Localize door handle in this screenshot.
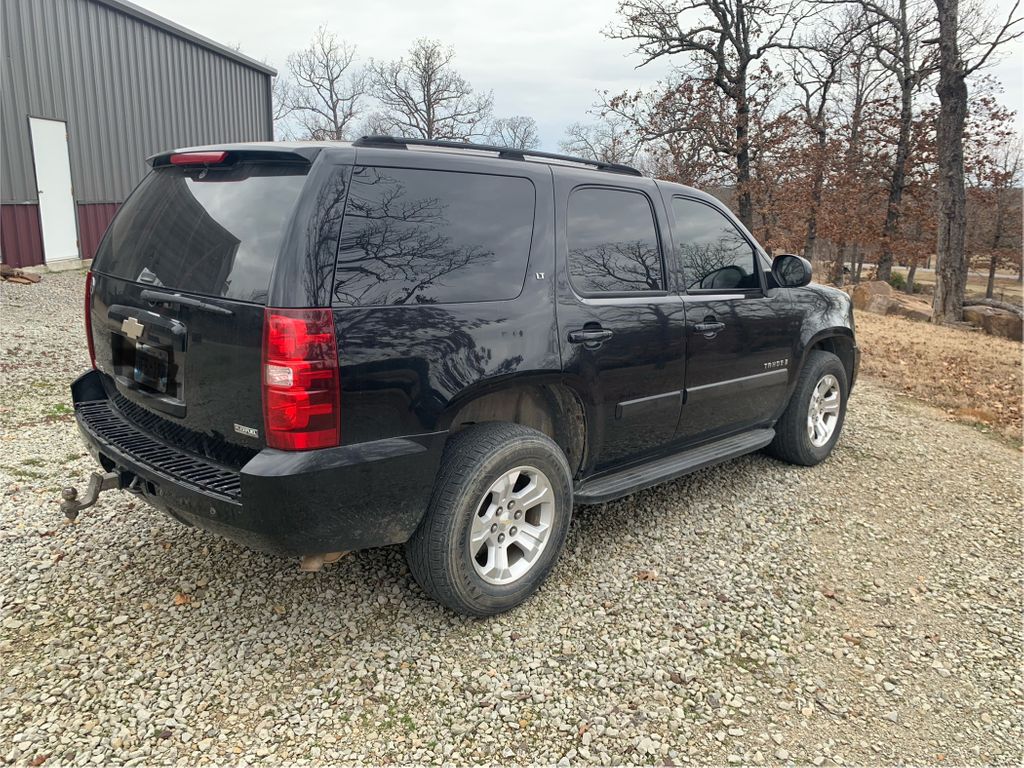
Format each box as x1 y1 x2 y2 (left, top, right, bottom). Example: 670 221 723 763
694 320 725 338
568 328 614 346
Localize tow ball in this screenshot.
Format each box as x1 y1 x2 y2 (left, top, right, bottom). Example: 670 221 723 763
60 471 123 522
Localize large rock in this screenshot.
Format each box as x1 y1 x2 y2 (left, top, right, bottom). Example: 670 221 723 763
886 294 933 322
864 295 892 315
850 281 893 310
856 288 933 322
963 305 1023 341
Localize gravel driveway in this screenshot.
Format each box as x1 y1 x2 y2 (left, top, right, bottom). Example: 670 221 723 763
2 271 1021 766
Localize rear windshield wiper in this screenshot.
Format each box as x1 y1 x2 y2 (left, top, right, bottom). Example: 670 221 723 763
140 289 234 316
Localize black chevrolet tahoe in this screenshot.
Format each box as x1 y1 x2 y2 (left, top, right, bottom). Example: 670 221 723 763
69 136 859 616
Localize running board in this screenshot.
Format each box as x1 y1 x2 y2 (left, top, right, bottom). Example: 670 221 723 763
574 428 775 505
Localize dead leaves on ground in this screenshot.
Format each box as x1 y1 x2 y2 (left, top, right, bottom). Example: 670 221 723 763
855 313 1022 440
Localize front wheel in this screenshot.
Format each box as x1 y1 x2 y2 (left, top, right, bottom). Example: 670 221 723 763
766 350 849 466
405 423 573 616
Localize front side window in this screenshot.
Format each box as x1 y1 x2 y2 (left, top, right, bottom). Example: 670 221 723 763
566 187 664 294
332 167 535 306
671 197 760 292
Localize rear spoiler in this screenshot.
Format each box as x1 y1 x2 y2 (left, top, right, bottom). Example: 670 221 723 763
148 144 321 168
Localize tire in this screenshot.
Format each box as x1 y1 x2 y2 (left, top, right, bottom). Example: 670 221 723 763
405 422 573 617
766 350 848 467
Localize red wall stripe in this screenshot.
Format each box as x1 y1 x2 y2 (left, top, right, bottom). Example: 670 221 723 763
0 203 120 268
0 205 45 269
77 203 119 261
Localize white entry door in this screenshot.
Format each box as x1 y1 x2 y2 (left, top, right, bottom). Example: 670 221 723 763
29 117 79 263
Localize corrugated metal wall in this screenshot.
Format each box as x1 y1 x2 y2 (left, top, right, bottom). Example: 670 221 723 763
1 0 273 205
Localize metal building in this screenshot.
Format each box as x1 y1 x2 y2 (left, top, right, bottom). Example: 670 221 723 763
1 0 274 269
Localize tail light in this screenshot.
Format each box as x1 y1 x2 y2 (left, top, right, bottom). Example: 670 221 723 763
262 308 340 450
169 151 228 165
85 271 96 369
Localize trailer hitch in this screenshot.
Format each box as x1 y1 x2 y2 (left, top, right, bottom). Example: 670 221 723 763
60 471 123 522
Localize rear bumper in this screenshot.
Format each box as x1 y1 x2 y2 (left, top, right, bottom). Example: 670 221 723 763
71 370 446 556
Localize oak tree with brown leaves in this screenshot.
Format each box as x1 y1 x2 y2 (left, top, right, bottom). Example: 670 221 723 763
608 0 812 229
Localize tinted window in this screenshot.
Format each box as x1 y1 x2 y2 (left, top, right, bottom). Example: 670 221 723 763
671 197 759 291
95 164 308 303
566 188 664 293
332 167 535 306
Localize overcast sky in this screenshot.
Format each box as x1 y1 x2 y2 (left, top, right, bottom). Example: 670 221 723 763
137 0 1023 150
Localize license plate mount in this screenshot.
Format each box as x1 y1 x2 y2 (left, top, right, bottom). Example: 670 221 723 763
133 344 169 393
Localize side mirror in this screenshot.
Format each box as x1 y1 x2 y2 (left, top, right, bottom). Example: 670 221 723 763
771 253 813 288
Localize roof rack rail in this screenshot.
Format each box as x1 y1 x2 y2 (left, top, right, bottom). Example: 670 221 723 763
352 135 643 177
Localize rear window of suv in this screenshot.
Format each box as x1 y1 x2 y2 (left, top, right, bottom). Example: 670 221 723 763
332 166 536 306
94 163 308 304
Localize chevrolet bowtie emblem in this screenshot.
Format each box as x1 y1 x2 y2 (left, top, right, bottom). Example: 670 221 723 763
121 316 145 340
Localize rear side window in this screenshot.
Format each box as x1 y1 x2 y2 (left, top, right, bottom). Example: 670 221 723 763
95 164 308 303
566 187 664 294
332 167 536 306
671 197 760 292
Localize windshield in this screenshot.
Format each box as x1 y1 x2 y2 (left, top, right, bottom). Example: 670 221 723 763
94 163 308 303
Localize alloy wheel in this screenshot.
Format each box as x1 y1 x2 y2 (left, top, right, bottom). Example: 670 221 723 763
807 373 841 447
469 465 555 585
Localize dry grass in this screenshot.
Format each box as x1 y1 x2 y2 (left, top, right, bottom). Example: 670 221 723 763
854 310 1023 442
890 266 1023 304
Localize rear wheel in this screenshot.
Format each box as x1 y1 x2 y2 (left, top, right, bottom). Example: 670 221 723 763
766 350 848 466
405 423 573 616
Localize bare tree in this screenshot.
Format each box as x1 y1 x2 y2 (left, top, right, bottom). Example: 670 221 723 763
971 140 1023 298
488 116 541 150
822 0 937 283
560 117 639 164
608 0 812 230
830 24 891 282
931 0 1022 322
271 76 296 139
369 39 494 140
285 26 367 140
789 20 854 267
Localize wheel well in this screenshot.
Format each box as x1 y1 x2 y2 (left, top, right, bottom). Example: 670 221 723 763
811 335 855 386
448 384 586 474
